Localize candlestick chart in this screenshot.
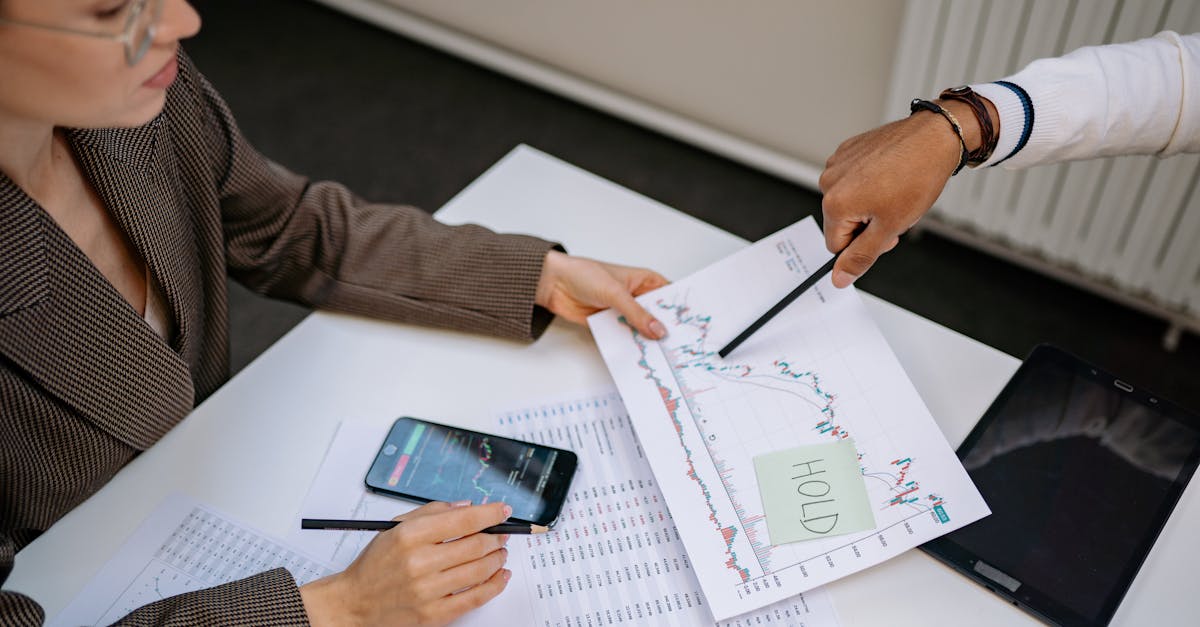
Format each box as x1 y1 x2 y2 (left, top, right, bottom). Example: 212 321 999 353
589 218 989 619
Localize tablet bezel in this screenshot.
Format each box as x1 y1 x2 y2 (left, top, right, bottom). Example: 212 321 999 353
920 344 1200 626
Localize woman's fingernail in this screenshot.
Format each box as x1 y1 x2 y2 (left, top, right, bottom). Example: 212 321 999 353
502 504 513 518
502 569 512 581
450 500 472 508
833 270 858 287
649 320 667 338
500 534 510 545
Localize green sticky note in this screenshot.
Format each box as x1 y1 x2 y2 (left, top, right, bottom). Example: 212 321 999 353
753 438 876 544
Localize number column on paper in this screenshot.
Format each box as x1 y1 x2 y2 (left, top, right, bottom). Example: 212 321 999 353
503 400 711 626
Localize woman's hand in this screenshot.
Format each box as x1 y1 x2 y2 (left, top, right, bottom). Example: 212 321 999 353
536 250 670 339
300 501 512 627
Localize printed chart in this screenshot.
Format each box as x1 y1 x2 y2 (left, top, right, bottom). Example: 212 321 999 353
589 218 990 620
288 394 840 626
52 495 333 626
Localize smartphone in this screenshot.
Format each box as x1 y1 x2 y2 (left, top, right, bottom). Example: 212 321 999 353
364 417 578 527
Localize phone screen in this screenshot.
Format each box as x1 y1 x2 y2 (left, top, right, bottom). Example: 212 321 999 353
365 417 577 525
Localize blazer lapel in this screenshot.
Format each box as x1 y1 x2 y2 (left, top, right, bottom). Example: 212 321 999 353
0 178 47 317
0 129 196 451
67 121 203 359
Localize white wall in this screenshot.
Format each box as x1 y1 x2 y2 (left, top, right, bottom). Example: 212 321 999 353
377 0 905 170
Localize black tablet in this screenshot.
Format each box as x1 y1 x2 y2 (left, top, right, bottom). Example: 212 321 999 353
921 344 1200 626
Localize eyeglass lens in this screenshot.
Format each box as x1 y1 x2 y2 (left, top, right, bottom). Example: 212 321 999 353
125 0 163 66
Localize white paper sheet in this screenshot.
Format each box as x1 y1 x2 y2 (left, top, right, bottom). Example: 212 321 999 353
287 392 840 626
52 494 333 626
587 217 991 620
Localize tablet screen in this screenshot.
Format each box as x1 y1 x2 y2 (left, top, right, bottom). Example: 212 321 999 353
922 346 1200 625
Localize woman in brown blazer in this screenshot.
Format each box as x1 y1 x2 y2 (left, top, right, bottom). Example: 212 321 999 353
0 1 670 624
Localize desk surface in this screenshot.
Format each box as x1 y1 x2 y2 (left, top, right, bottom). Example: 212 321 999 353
8 146 1196 625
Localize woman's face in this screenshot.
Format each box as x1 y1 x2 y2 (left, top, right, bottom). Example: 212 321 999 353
0 0 201 129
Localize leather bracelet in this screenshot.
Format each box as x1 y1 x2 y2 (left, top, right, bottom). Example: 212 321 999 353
910 98 968 175
939 85 997 165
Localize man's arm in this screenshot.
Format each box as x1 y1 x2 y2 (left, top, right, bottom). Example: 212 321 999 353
972 31 1200 168
820 31 1200 287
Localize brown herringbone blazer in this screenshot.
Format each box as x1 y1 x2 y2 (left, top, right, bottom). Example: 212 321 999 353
0 52 556 625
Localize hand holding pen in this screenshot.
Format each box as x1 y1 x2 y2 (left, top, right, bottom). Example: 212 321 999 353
298 501 513 626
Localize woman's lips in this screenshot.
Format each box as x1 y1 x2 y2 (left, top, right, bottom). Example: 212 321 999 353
143 56 179 89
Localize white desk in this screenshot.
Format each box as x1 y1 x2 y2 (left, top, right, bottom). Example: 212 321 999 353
7 146 1196 625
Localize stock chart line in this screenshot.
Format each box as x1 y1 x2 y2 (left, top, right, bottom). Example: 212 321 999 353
636 300 840 574
631 320 756 581
736 508 934 590
588 219 990 619
632 298 950 579
634 298 864 575
859 459 942 514
664 299 945 514
472 439 494 503
660 300 844 439
653 302 774 572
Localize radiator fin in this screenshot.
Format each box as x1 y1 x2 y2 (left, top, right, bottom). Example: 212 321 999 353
888 0 1200 319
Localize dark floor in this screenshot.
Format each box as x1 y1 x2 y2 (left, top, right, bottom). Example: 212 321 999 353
187 0 1199 411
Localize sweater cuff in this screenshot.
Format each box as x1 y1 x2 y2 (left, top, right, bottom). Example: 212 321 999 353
972 75 1069 169
969 82 1027 168
1003 73 1075 169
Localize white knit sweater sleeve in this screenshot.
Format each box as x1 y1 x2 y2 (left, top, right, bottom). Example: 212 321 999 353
965 31 1200 169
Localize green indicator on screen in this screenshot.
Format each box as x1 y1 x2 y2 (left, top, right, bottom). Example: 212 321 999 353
403 423 426 455
386 423 427 487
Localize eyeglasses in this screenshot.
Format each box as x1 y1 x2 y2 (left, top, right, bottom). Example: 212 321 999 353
0 0 164 67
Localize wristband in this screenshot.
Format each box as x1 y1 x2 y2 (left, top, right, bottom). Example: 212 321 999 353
910 98 968 175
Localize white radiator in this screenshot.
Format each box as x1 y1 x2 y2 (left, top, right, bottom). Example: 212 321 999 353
888 0 1200 347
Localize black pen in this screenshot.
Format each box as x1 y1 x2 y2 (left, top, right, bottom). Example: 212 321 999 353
301 518 550 534
717 251 840 358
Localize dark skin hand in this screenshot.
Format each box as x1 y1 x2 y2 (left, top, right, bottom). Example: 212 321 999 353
819 97 998 287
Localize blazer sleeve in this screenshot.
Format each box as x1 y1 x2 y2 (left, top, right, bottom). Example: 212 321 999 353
1 538 45 626
11 542 290 625
180 54 559 341
1 544 309 627
108 569 309 626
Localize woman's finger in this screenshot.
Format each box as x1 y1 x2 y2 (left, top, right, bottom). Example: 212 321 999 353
433 567 512 622
427 547 508 597
435 530 509 567
406 502 511 544
608 287 666 339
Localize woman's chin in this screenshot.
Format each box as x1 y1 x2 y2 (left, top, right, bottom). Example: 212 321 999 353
107 92 169 129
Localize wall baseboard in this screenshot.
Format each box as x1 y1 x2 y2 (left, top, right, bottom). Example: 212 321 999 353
311 0 825 191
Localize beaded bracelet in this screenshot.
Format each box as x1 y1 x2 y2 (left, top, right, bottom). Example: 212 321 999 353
910 98 968 176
